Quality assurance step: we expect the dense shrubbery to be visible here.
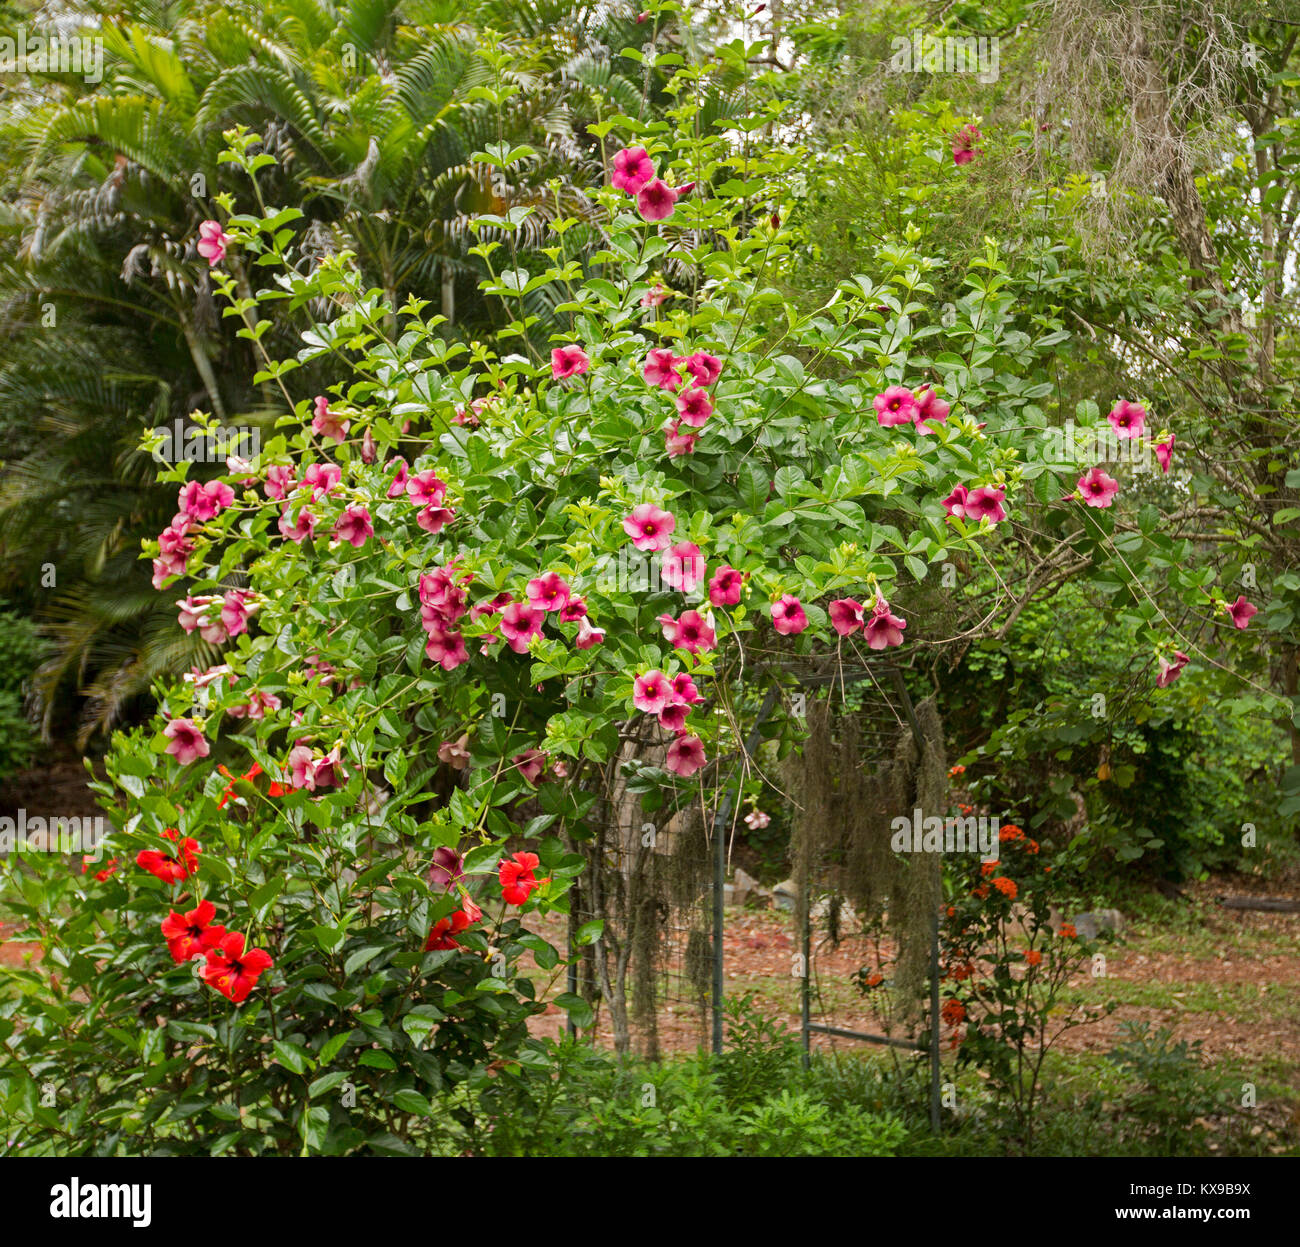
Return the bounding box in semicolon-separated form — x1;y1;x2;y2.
0;607;44;779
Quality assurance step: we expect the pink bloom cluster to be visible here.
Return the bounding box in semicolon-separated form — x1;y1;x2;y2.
829;592;907;649
873;384;950;433
287;744;347;792
164;716;209;766
941;483;1008;524
642;349;723;456
419;562;472;670
176;589;260;645
632;670;706;774
611;146;684;222
952;125;982;166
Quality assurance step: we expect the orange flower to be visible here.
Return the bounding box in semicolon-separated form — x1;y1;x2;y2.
945;905;957;918
992;877;1017;899
1024;839;1039;854
959;803;974;815
1058;923;1077;938
948;764;966;777
999;823;1024;842
940;999;966;1027
971;884;990;900
947;961;974;981
1024;949;1042;967
980;860;997;876
862;971;884;988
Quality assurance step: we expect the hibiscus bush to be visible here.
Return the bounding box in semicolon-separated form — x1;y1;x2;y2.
0;61;1239;1153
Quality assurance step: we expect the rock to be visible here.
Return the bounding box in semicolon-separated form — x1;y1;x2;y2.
772;878;798;911
732;867;761;907
1071;908;1125;940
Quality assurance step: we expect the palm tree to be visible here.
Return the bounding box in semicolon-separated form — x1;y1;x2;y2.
0;0;662;743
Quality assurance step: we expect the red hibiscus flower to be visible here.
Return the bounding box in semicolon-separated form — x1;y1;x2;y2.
424;899;482;951
499;851;543;906
136;829;200;883
203;931;274;1003
160;899;226;963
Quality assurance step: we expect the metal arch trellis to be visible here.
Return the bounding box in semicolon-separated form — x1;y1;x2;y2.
747;659;943;1134
565;650;943;1132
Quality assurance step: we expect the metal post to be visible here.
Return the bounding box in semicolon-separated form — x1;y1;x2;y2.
929;906;942;1133
800;882;811;1070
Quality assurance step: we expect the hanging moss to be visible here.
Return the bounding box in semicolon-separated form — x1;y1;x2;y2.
785;690;946;1023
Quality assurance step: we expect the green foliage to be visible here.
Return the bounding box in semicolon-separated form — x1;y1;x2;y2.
0;606;44;777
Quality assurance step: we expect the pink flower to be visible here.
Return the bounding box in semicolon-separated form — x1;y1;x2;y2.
667;609;716;654
499;601;545;653
965;485;1007;523
288;744;316;790
672;672;704;705
633;671;672;714
637;178;678;222
612;146;656;194
300;463;341;499
526;572;572;613
643;348;684;391
1154;434;1175;474
771;595;808;636
333;504;374;548
874;386;919;428
220;589;258;637
913;386;950;433
1156;650;1190;688
416;504;456;534
708;565;744;607
229;689;281;720
420;565;470;622
425;626;469;670
641;282;668;308
428;844;466;888
197;220;230;266
665;422;698;457
1077;467;1119;508
1107;400;1146;440
682;352;722;388
361;427;376;464
152;555;186;589
164;717;209;766
313;746;346;790
1226;596;1257;630
471;591;512;622
575;616;605;649
659;702;690;733
624;504;677;552
278;506;316;543
661;542;705;593
665;734;706;777
744;808;771;830
560;597;587;622
952;124;981;166
437;735;471;771
406;470;447;508
675;387;714;428
265;465;296;501
386;458;409;498
512;749;548;785
178;479;234;522
312;395;350;444
551;346;590;379
829;598;865;636
864;592;907;649
941;484;969;518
